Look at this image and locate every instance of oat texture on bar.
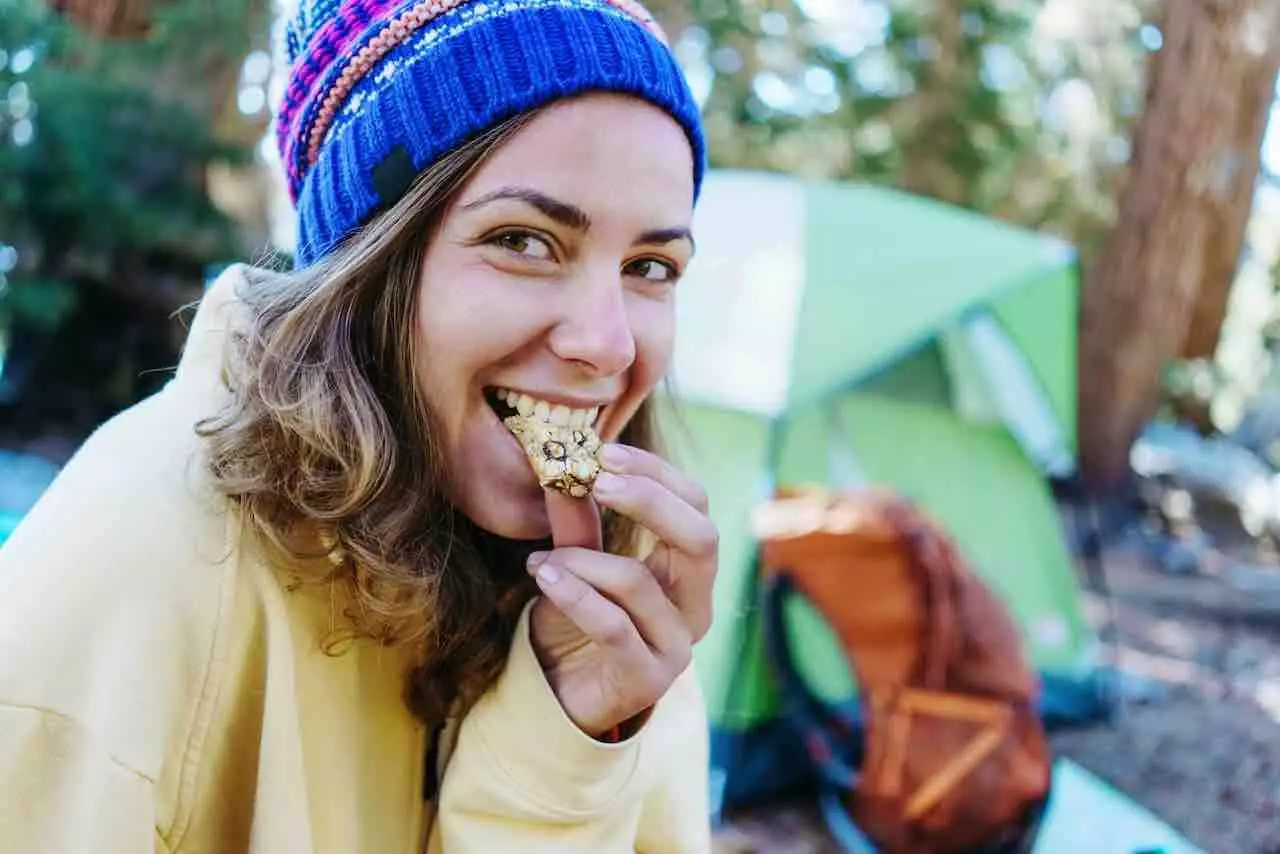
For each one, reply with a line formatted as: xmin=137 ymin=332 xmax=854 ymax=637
xmin=504 ymin=415 xmax=602 ymax=498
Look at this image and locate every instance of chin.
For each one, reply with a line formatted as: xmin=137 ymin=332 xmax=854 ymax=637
xmin=459 ymin=483 xmax=550 ymax=542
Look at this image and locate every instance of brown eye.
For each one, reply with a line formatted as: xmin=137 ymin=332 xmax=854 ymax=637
xmin=626 ymin=258 xmax=679 ymax=282
xmin=491 ymin=230 xmax=554 ymax=260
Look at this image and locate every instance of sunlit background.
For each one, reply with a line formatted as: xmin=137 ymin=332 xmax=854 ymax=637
xmin=6 ymin=2 xmax=1280 ymax=851
xmin=216 ymin=1 xmax=1280 ymax=434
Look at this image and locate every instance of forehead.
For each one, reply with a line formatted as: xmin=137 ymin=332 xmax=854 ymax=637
xmin=455 ymin=94 xmax=696 ymax=223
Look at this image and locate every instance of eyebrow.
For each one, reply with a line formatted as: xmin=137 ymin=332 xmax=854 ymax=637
xmin=461 ymin=186 xmax=695 ymax=253
xmin=638 ymin=227 xmax=697 ymax=256
xmin=462 ymin=187 xmax=591 ymax=231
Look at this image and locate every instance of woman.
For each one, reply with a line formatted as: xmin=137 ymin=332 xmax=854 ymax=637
xmin=0 ymin=1 xmax=718 ymax=851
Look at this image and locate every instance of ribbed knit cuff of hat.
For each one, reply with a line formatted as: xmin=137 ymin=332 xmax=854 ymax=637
xmin=278 ymin=0 xmax=707 ymax=268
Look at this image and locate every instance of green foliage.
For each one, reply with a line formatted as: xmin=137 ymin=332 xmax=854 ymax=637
xmin=648 ymin=0 xmax=1156 ymax=259
xmin=0 ymin=0 xmax=269 ymax=436
xmin=0 ymin=276 xmax=75 ymax=331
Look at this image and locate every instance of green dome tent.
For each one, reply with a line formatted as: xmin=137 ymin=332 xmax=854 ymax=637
xmin=658 ymin=170 xmax=1102 ymax=815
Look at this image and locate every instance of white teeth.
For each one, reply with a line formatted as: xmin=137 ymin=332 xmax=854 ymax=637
xmin=495 ymin=389 xmax=602 ymax=427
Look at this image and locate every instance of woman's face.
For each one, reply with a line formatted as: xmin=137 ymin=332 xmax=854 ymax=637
xmin=413 ymin=94 xmax=696 ymax=539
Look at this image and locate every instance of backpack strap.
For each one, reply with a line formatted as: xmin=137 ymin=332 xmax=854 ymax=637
xmin=877 ymin=688 xmax=1013 ymax=820
xmin=883 ymin=500 xmax=957 ymax=690
xmin=761 ymin=570 xmax=861 ymax=790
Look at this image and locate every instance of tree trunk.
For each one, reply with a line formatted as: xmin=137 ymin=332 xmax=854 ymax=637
xmin=1179 ymin=23 xmax=1280 ymax=360
xmin=895 ymin=0 xmax=970 ymax=206
xmin=1078 ymin=0 xmax=1280 ymax=491
xmin=48 ymin=0 xmax=156 ymax=38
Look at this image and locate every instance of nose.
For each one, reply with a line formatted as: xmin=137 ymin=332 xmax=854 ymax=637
xmin=547 ymin=273 xmax=636 ymax=377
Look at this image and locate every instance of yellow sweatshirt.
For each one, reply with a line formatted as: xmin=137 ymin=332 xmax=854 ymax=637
xmin=0 ymin=265 xmax=711 ymax=854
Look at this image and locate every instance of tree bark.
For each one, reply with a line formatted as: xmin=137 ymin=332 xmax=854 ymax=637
xmin=895 ymin=0 xmax=970 ymax=206
xmin=48 ymin=0 xmax=156 ymax=38
xmin=1078 ymin=0 xmax=1280 ymax=491
xmin=1179 ymin=21 xmax=1280 ymax=360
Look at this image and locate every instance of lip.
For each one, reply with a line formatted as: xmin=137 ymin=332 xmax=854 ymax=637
xmin=484 ymin=397 xmax=543 ymax=492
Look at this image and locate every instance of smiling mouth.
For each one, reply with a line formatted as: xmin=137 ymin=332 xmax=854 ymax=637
xmin=484 ymin=388 xmax=602 ymax=430
xmin=485 ymin=387 xmax=606 ymax=498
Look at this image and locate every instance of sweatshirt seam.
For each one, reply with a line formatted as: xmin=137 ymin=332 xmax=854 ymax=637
xmin=0 ymin=700 xmax=157 ymax=786
xmin=159 ymin=499 xmax=241 ymax=851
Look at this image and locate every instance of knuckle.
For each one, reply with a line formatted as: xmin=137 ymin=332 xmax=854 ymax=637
xmin=632 ymin=475 xmax=663 ymax=506
xmin=557 ymin=577 xmax=591 ymax=609
xmin=598 ymin=611 xmax=635 ymax=647
xmin=615 ymin=560 xmax=650 ymax=598
xmin=692 ymin=521 xmax=719 ymax=557
xmin=692 ymin=604 xmax=714 ymax=642
xmin=669 ymin=636 xmax=694 ymax=673
xmin=641 ymin=661 xmax=673 ymax=697
xmin=690 ymin=483 xmax=710 ymax=513
xmin=648 ymin=647 xmax=691 ymax=690
xmin=556 ymin=548 xmax=591 ymax=570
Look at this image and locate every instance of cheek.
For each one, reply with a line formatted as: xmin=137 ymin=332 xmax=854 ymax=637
xmin=622 ymin=299 xmax=675 ymax=404
xmin=411 ymin=281 xmax=477 ymax=439
xmin=411 ymin=300 xmax=445 ymax=400
xmin=632 ymin=298 xmax=675 ymax=378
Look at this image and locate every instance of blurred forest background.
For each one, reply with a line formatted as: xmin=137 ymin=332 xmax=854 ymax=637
xmin=2 ymin=0 xmax=1280 ymax=497
xmin=6 ymin=2 xmax=1280 ymax=850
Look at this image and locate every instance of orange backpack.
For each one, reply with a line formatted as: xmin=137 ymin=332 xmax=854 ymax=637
xmin=755 ymin=487 xmax=1052 ymax=853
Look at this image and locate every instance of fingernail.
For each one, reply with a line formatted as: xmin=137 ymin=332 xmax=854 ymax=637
xmin=527 ymin=551 xmax=549 ymax=570
xmin=536 ymin=562 xmax=561 ymax=585
xmin=600 ymin=444 xmax=629 ymax=470
xmin=594 ymin=471 xmax=623 ymax=495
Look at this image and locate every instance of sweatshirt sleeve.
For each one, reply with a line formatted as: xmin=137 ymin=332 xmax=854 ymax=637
xmin=0 ymin=351 xmax=236 ymax=854
xmin=0 ymin=704 xmax=162 ymax=854
xmin=429 ymin=601 xmax=712 ymax=854
xmin=635 ymin=665 xmax=712 ymax=854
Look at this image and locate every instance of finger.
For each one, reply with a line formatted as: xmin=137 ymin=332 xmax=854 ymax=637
xmin=599 ymin=444 xmax=709 ymax=513
xmin=592 ymin=471 xmax=718 ymax=563
xmin=545 ymin=489 xmax=603 ymax=551
xmin=536 ymin=548 xmax=692 ymax=659
xmin=645 ymin=541 xmax=715 ymax=643
xmin=529 ymin=556 xmax=651 ymax=660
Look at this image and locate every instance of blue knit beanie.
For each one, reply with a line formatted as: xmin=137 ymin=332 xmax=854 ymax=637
xmin=277 ymin=0 xmax=707 ymax=267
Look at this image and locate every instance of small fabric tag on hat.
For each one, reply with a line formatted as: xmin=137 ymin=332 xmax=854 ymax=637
xmin=372 ymin=144 xmax=417 ymax=210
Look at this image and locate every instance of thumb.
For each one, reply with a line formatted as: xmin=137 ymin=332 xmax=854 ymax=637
xmin=545 ymin=489 xmax=603 ymax=551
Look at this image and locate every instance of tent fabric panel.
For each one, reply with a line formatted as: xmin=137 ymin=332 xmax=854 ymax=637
xmin=941 ymin=325 xmax=1003 ymax=424
xmin=781 ymin=586 xmax=859 ymax=702
xmin=668 ymin=172 xmax=809 ymax=416
xmin=989 ymin=265 xmax=1079 ymax=454
xmin=710 ymin=718 xmax=825 ymax=812
xmin=705 ymin=391 xmax=1094 ymax=728
xmin=788 ymin=180 xmax=1072 ymax=408
xmin=855 ymin=341 xmax=952 ymax=409
xmin=662 ymin=400 xmax=781 ymax=726
xmin=963 ymin=312 xmax=1076 ymax=479
xmin=819 ymin=393 xmax=1089 ymax=671
xmin=676 ymin=384 xmax=1091 ymax=729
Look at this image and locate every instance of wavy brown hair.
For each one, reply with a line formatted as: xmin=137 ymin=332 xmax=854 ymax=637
xmin=196 ymin=109 xmax=661 ymax=724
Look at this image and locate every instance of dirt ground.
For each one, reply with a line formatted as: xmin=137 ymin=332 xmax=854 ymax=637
xmin=713 ymin=540 xmax=1280 ymax=854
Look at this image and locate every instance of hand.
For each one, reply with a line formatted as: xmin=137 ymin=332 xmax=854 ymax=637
xmin=525 ymin=443 xmax=718 ymax=739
